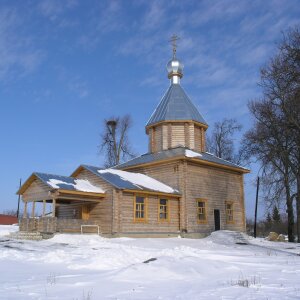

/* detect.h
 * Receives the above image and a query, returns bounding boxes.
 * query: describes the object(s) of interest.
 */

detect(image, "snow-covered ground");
[1,226,300,300]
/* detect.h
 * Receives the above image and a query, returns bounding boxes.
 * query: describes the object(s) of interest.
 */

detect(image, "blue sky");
[0,0,299,219]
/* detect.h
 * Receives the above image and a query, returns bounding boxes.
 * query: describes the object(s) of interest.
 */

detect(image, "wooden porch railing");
[19,217,99,234]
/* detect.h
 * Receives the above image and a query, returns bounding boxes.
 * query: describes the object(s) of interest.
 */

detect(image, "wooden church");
[17,44,249,238]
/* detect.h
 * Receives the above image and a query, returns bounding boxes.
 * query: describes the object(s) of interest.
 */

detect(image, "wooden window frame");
[196,199,208,224]
[134,194,148,223]
[158,198,170,222]
[225,201,234,224]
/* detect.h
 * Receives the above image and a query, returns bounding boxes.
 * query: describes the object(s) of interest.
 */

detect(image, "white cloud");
[0,8,44,82]
[56,67,90,99]
[78,0,123,50]
[96,0,122,33]
[38,0,78,21]
[141,1,165,31]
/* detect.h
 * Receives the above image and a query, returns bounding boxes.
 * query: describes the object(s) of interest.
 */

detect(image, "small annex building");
[18,49,249,238]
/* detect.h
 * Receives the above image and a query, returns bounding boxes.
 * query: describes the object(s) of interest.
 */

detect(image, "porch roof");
[17,172,105,197]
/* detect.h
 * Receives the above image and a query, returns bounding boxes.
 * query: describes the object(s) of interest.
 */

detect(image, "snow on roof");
[47,178,104,193]
[185,149,202,158]
[98,169,179,194]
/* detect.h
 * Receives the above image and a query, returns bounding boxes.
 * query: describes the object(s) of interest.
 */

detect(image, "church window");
[159,199,169,220]
[225,202,234,223]
[197,199,207,223]
[134,196,147,222]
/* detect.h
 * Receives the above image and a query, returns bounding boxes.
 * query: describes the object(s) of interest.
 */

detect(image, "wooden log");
[23,201,27,218]
[52,198,56,217]
[31,201,35,218]
[42,200,46,217]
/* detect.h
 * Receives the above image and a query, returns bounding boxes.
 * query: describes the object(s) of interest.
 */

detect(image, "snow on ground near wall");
[47,178,105,193]
[98,169,179,194]
[0,224,18,237]
[1,226,300,300]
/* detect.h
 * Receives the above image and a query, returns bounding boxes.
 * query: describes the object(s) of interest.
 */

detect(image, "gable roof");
[17,172,105,195]
[115,147,250,173]
[74,165,180,195]
[146,84,207,127]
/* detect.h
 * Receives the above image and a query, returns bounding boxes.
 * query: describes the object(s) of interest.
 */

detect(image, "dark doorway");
[214,209,220,231]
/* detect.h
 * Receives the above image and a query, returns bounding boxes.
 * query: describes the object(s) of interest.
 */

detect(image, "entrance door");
[214,209,220,231]
[82,205,90,220]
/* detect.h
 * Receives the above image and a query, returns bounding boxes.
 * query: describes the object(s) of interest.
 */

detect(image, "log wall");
[73,169,114,234]
[22,179,51,201]
[185,162,245,233]
[118,192,180,234]
[148,122,207,153]
[125,159,246,235]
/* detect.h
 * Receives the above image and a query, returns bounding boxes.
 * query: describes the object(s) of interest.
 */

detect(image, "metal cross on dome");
[169,34,180,58]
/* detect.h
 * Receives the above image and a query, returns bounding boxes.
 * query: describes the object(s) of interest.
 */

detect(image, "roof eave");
[17,172,57,195]
[122,189,181,198]
[119,154,250,174]
[186,157,250,174]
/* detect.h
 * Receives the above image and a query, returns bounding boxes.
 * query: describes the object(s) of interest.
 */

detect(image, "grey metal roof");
[80,165,141,190]
[115,147,249,172]
[34,172,80,191]
[147,84,207,126]
[80,165,180,194]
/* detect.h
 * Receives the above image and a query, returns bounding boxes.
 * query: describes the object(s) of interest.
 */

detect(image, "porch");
[20,188,105,234]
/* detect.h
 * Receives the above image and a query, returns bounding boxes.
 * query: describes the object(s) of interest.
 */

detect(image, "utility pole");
[254,176,260,238]
[17,178,22,219]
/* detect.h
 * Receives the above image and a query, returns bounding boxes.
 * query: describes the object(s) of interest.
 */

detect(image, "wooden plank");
[42,200,46,216]
[23,201,27,218]
[52,198,56,217]
[31,201,35,217]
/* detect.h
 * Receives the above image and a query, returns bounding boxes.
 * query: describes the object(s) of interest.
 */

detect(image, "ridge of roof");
[80,165,180,195]
[146,84,207,127]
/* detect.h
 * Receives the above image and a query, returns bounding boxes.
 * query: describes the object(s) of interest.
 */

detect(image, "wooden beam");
[52,198,56,217]
[56,195,102,202]
[31,201,35,218]
[58,189,105,197]
[42,200,46,217]
[23,201,27,218]
[123,189,181,199]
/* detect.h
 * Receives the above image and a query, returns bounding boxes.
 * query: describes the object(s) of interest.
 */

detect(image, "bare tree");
[261,27,300,242]
[100,114,135,167]
[207,118,243,164]
[243,98,296,242]
[242,27,300,242]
